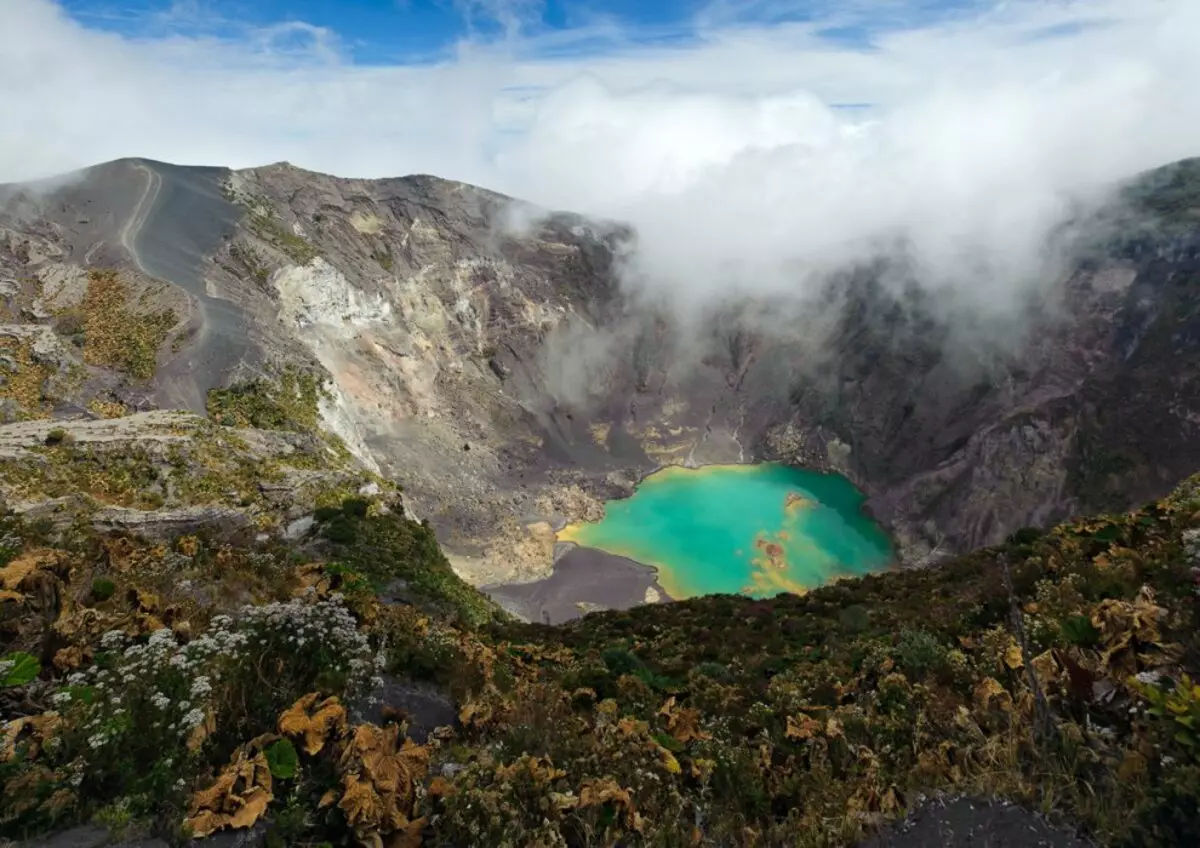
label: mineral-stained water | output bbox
[558,463,894,599]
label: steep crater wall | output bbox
[3,157,1200,594]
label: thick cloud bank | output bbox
[3,0,1200,312]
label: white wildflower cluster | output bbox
[53,593,378,766]
[237,594,380,697]
[73,626,214,754]
[0,659,13,678]
[100,629,127,650]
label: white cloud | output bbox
[3,0,1200,313]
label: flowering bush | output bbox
[20,594,382,822]
[203,595,383,750]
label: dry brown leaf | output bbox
[385,817,426,848]
[973,677,1014,713]
[427,776,454,799]
[279,693,347,755]
[52,645,92,671]
[183,747,273,838]
[340,774,386,829]
[0,550,59,591]
[658,697,711,744]
[786,714,822,741]
[1031,650,1060,684]
[1,712,63,762]
[1003,641,1025,670]
[825,717,844,739]
[126,587,161,612]
[293,563,332,599]
[0,588,23,604]
[578,778,633,809]
[334,722,431,847]
[616,716,647,736]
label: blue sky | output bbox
[58,0,994,64]
[6,0,1198,222]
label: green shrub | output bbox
[90,578,116,602]
[837,604,871,634]
[32,596,380,821]
[601,646,644,677]
[44,428,70,446]
[323,515,357,545]
[894,630,947,680]
[206,367,325,433]
[313,506,342,523]
[341,497,370,518]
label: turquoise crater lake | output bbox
[558,463,895,600]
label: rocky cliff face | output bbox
[1,156,1199,588]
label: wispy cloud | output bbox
[3,0,1200,316]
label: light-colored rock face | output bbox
[272,258,392,332]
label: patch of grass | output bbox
[229,242,271,289]
[87,399,128,420]
[206,366,326,434]
[0,337,54,420]
[248,211,318,265]
[81,270,176,380]
[373,245,394,271]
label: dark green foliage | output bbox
[322,508,502,628]
[0,652,39,687]
[266,739,299,779]
[837,603,870,634]
[43,428,68,447]
[600,647,644,677]
[90,578,116,602]
[313,506,342,523]
[1120,764,1200,848]
[322,515,357,545]
[1060,614,1101,647]
[341,497,370,518]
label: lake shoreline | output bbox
[484,545,672,625]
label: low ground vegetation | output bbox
[2,472,1200,845]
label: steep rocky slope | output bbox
[2,157,1200,597]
